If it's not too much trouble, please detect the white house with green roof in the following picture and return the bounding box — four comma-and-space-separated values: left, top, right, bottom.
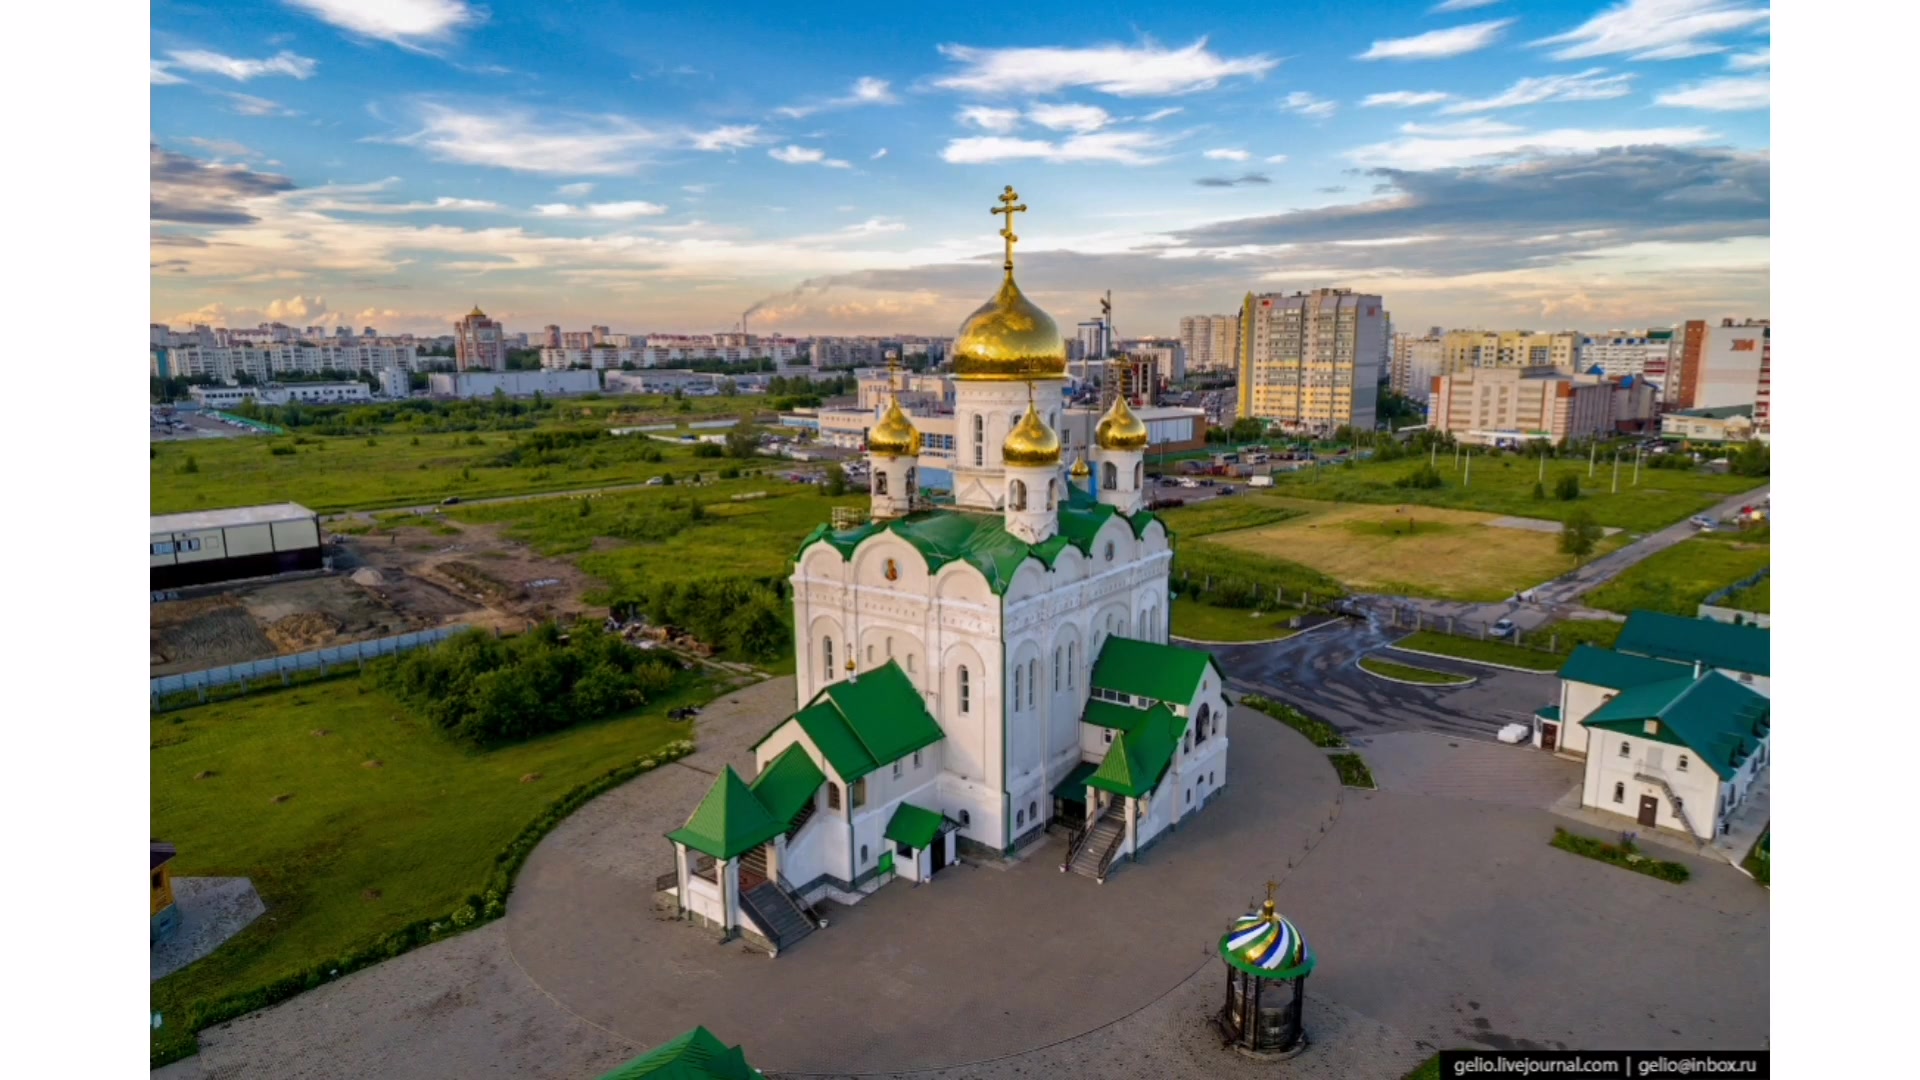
1578, 670, 1769, 840
1614, 610, 1769, 696
1540, 612, 1768, 758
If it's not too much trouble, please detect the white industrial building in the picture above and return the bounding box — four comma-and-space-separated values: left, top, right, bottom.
188, 382, 372, 409
428, 370, 601, 398
150, 503, 324, 590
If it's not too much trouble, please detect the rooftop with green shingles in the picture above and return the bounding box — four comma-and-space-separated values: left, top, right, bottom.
1616, 610, 1769, 677
1090, 636, 1220, 706
1584, 671, 1770, 779
752, 659, 944, 783
794, 482, 1162, 595
1087, 705, 1188, 799
883, 802, 947, 850
595, 1025, 762, 1080
747, 744, 824, 831
1558, 643, 1692, 689
667, 766, 786, 861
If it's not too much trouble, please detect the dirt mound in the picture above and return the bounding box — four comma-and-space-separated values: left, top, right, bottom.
351, 567, 386, 587
266, 612, 345, 652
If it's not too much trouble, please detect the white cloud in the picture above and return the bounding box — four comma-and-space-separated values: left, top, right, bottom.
265, 295, 328, 321
223, 92, 296, 117
777, 76, 901, 117
1726, 47, 1770, 71
1028, 103, 1111, 132
1654, 75, 1769, 111
1440, 68, 1635, 113
1358, 20, 1514, 61
533, 200, 670, 220
871, 148, 889, 159
1399, 118, 1524, 136
690, 124, 767, 151
769, 145, 851, 168
1281, 91, 1338, 119
1533, 0, 1772, 62
1431, 0, 1502, 10
181, 137, 258, 158
941, 130, 1170, 166
1140, 107, 1184, 122
958, 105, 1023, 133
1264, 154, 1290, 164
151, 60, 186, 85
1361, 90, 1453, 108
682, 183, 711, 194
933, 38, 1277, 97
395, 103, 673, 175
850, 76, 896, 104
1204, 148, 1251, 161
556, 182, 594, 197
284, 0, 482, 49
165, 49, 317, 81
1346, 124, 1717, 169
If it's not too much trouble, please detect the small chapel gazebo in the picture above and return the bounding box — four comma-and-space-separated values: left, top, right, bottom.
1214, 886, 1315, 1056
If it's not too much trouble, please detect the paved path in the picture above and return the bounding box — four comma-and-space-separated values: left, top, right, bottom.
1520, 483, 1768, 612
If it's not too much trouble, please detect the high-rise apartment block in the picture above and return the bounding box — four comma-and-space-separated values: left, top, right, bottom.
1440, 330, 1580, 374
1237, 288, 1385, 434
1673, 319, 1768, 419
1177, 314, 1239, 373
1390, 331, 1445, 402
1577, 329, 1675, 387
454, 306, 506, 372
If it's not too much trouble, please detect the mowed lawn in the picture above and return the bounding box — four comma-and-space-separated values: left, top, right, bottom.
1206, 498, 1628, 602
1259, 454, 1763, 532
1584, 528, 1771, 616
150, 678, 694, 1058
1169, 596, 1304, 642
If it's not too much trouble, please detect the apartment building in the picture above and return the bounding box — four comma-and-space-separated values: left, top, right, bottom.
163, 343, 421, 382
1237, 288, 1385, 435
1440, 330, 1580, 374
1389, 331, 1444, 402
1178, 314, 1239, 373
1578, 329, 1675, 386
1428, 366, 1631, 446
1672, 319, 1769, 414
1119, 337, 1185, 385
453, 306, 506, 371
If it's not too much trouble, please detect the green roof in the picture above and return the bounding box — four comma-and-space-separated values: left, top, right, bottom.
1616, 610, 1769, 677
1051, 759, 1099, 800
1086, 704, 1187, 798
596, 1026, 761, 1080
752, 660, 944, 783
1535, 705, 1561, 722
747, 744, 825, 831
667, 766, 786, 861
1557, 644, 1692, 689
1671, 404, 1754, 420
795, 483, 1162, 595
882, 802, 947, 850
1082, 698, 1159, 733
1584, 672, 1770, 780
1090, 637, 1219, 705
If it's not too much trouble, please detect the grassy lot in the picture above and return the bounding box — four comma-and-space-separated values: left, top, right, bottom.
1534, 618, 1624, 652
1403, 1054, 1442, 1080
1357, 656, 1474, 686
1743, 829, 1769, 887
1169, 596, 1303, 642
150, 675, 705, 1063
1200, 497, 1629, 603
1721, 576, 1769, 614
1390, 630, 1565, 671
1550, 827, 1690, 883
1240, 695, 1346, 747
1261, 453, 1761, 532
1329, 752, 1377, 789
1154, 496, 1306, 538
1584, 529, 1771, 617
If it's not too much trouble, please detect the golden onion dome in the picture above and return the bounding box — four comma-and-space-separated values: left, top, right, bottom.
1095, 393, 1149, 451
951, 274, 1069, 381
867, 398, 921, 458
1070, 453, 1091, 480
1002, 400, 1062, 467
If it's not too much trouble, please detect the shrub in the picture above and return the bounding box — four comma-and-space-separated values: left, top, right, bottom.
1550, 827, 1690, 883
1328, 753, 1376, 789
692, 442, 724, 458
1394, 463, 1443, 490
269, 444, 297, 456
1531, 481, 1545, 500
178, 455, 200, 475
1554, 473, 1581, 501
1241, 695, 1346, 747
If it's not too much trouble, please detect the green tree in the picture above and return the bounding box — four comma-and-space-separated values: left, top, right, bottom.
659, 470, 675, 486
1228, 417, 1266, 443
823, 463, 848, 496
179, 455, 199, 475
1560, 509, 1602, 564
1554, 473, 1581, 501
724, 421, 760, 459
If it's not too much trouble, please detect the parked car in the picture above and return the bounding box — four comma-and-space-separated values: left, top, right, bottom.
439, 496, 462, 505
1178, 478, 1200, 489
1218, 486, 1236, 495
646, 476, 667, 486
1491, 618, 1516, 639
1689, 515, 1715, 530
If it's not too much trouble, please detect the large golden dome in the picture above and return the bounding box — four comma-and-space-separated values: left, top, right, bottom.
867, 398, 920, 457
1095, 394, 1149, 451
1002, 400, 1061, 467
951, 274, 1069, 381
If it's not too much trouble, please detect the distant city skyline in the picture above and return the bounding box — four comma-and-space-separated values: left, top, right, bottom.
151, 0, 1770, 338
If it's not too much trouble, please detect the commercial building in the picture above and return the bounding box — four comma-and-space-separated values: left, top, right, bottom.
1237, 289, 1385, 436
1660, 404, 1756, 444
428, 369, 600, 398
1427, 366, 1643, 446
454, 306, 506, 371
379, 369, 410, 398
1673, 319, 1768, 414
1178, 315, 1239, 374
187, 382, 372, 409
1439, 330, 1580, 374
1389, 331, 1444, 402
150, 502, 324, 590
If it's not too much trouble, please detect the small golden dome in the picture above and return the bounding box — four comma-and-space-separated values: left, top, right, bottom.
1095, 394, 1149, 451
468, 305, 487, 318
951, 274, 1069, 381
867, 399, 921, 458
1070, 454, 1091, 480
1002, 400, 1061, 467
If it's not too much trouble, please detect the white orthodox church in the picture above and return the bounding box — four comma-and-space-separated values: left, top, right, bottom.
662, 188, 1231, 954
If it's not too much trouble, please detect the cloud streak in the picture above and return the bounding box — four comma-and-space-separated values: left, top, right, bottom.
1533, 0, 1772, 62
165, 49, 317, 81
285, 0, 483, 49
1358, 20, 1514, 61
933, 38, 1277, 96
940, 131, 1171, 166
1655, 75, 1769, 111
1439, 68, 1635, 113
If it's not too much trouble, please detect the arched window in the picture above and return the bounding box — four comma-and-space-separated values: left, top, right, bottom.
1196, 702, 1213, 743
1047, 478, 1057, 510
1028, 659, 1037, 706
875, 472, 888, 495
860, 844, 869, 866
959, 666, 971, 714
958, 809, 971, 827
828, 782, 842, 810
866, 643, 874, 664
823, 637, 834, 679
1068, 641, 1077, 687
905, 466, 916, 493
1612, 782, 1625, 804
1054, 647, 1062, 691
1133, 461, 1143, 489
1102, 461, 1118, 490
886, 636, 894, 657
1618, 741, 1630, 758
1009, 479, 1027, 510
1677, 754, 1690, 772
1015, 808, 1025, 827
972, 415, 984, 466
1013, 664, 1023, 711
1029, 800, 1038, 822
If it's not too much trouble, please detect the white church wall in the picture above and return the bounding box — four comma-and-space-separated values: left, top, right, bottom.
781, 812, 838, 890
1560, 680, 1616, 756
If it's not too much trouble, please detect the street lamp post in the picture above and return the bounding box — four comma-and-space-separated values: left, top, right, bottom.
1612, 450, 1621, 494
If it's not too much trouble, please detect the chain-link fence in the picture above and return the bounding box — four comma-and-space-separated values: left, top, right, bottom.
151, 626, 458, 710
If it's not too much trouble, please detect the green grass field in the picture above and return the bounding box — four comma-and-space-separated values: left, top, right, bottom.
1721, 576, 1770, 614
1169, 596, 1303, 642
1534, 619, 1624, 652
1357, 656, 1474, 685
1584, 529, 1771, 617
1259, 453, 1762, 533
1390, 630, 1565, 671
150, 675, 702, 1062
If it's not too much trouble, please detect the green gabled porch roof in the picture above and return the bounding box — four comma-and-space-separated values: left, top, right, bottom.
1557, 644, 1692, 690
1616, 610, 1769, 677
1584, 671, 1770, 780
882, 801, 947, 850
750, 660, 943, 783
1090, 637, 1219, 706
666, 766, 786, 861
1086, 707, 1188, 799
794, 483, 1162, 595
596, 1025, 761, 1080
748, 744, 825, 830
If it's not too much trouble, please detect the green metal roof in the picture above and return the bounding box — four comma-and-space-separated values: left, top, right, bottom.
1671, 404, 1754, 420
1616, 610, 1769, 677
666, 766, 787, 861
752, 660, 944, 783
748, 744, 825, 831
1090, 637, 1219, 706
794, 483, 1162, 595
596, 1026, 762, 1080
1557, 644, 1692, 690
1534, 705, 1561, 722
882, 802, 947, 850
1584, 671, 1770, 780
1086, 705, 1187, 798
1051, 759, 1099, 800
1082, 698, 1160, 733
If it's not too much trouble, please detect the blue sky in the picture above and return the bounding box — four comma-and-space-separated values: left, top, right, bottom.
150, 0, 1770, 338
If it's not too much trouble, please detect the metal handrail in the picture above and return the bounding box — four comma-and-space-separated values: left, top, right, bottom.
654, 871, 678, 893
1093, 821, 1128, 879
777, 873, 825, 928
1059, 824, 1090, 871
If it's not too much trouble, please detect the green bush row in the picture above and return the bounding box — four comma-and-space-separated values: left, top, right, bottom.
1328, 752, 1376, 789
1240, 695, 1347, 748
1550, 827, 1691, 884
156, 737, 698, 1069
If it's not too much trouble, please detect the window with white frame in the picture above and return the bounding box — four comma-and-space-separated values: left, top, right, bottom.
1613, 782, 1625, 804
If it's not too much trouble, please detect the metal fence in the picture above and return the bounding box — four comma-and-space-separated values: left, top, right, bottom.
151, 626, 459, 707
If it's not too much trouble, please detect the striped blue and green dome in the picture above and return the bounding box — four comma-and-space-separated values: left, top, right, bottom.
1219, 901, 1315, 980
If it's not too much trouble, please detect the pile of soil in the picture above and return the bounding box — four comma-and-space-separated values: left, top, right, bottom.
265, 611, 345, 652
350, 567, 386, 587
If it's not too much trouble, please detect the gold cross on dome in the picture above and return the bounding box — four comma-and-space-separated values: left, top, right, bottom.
991, 185, 1027, 272
1265, 880, 1279, 903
